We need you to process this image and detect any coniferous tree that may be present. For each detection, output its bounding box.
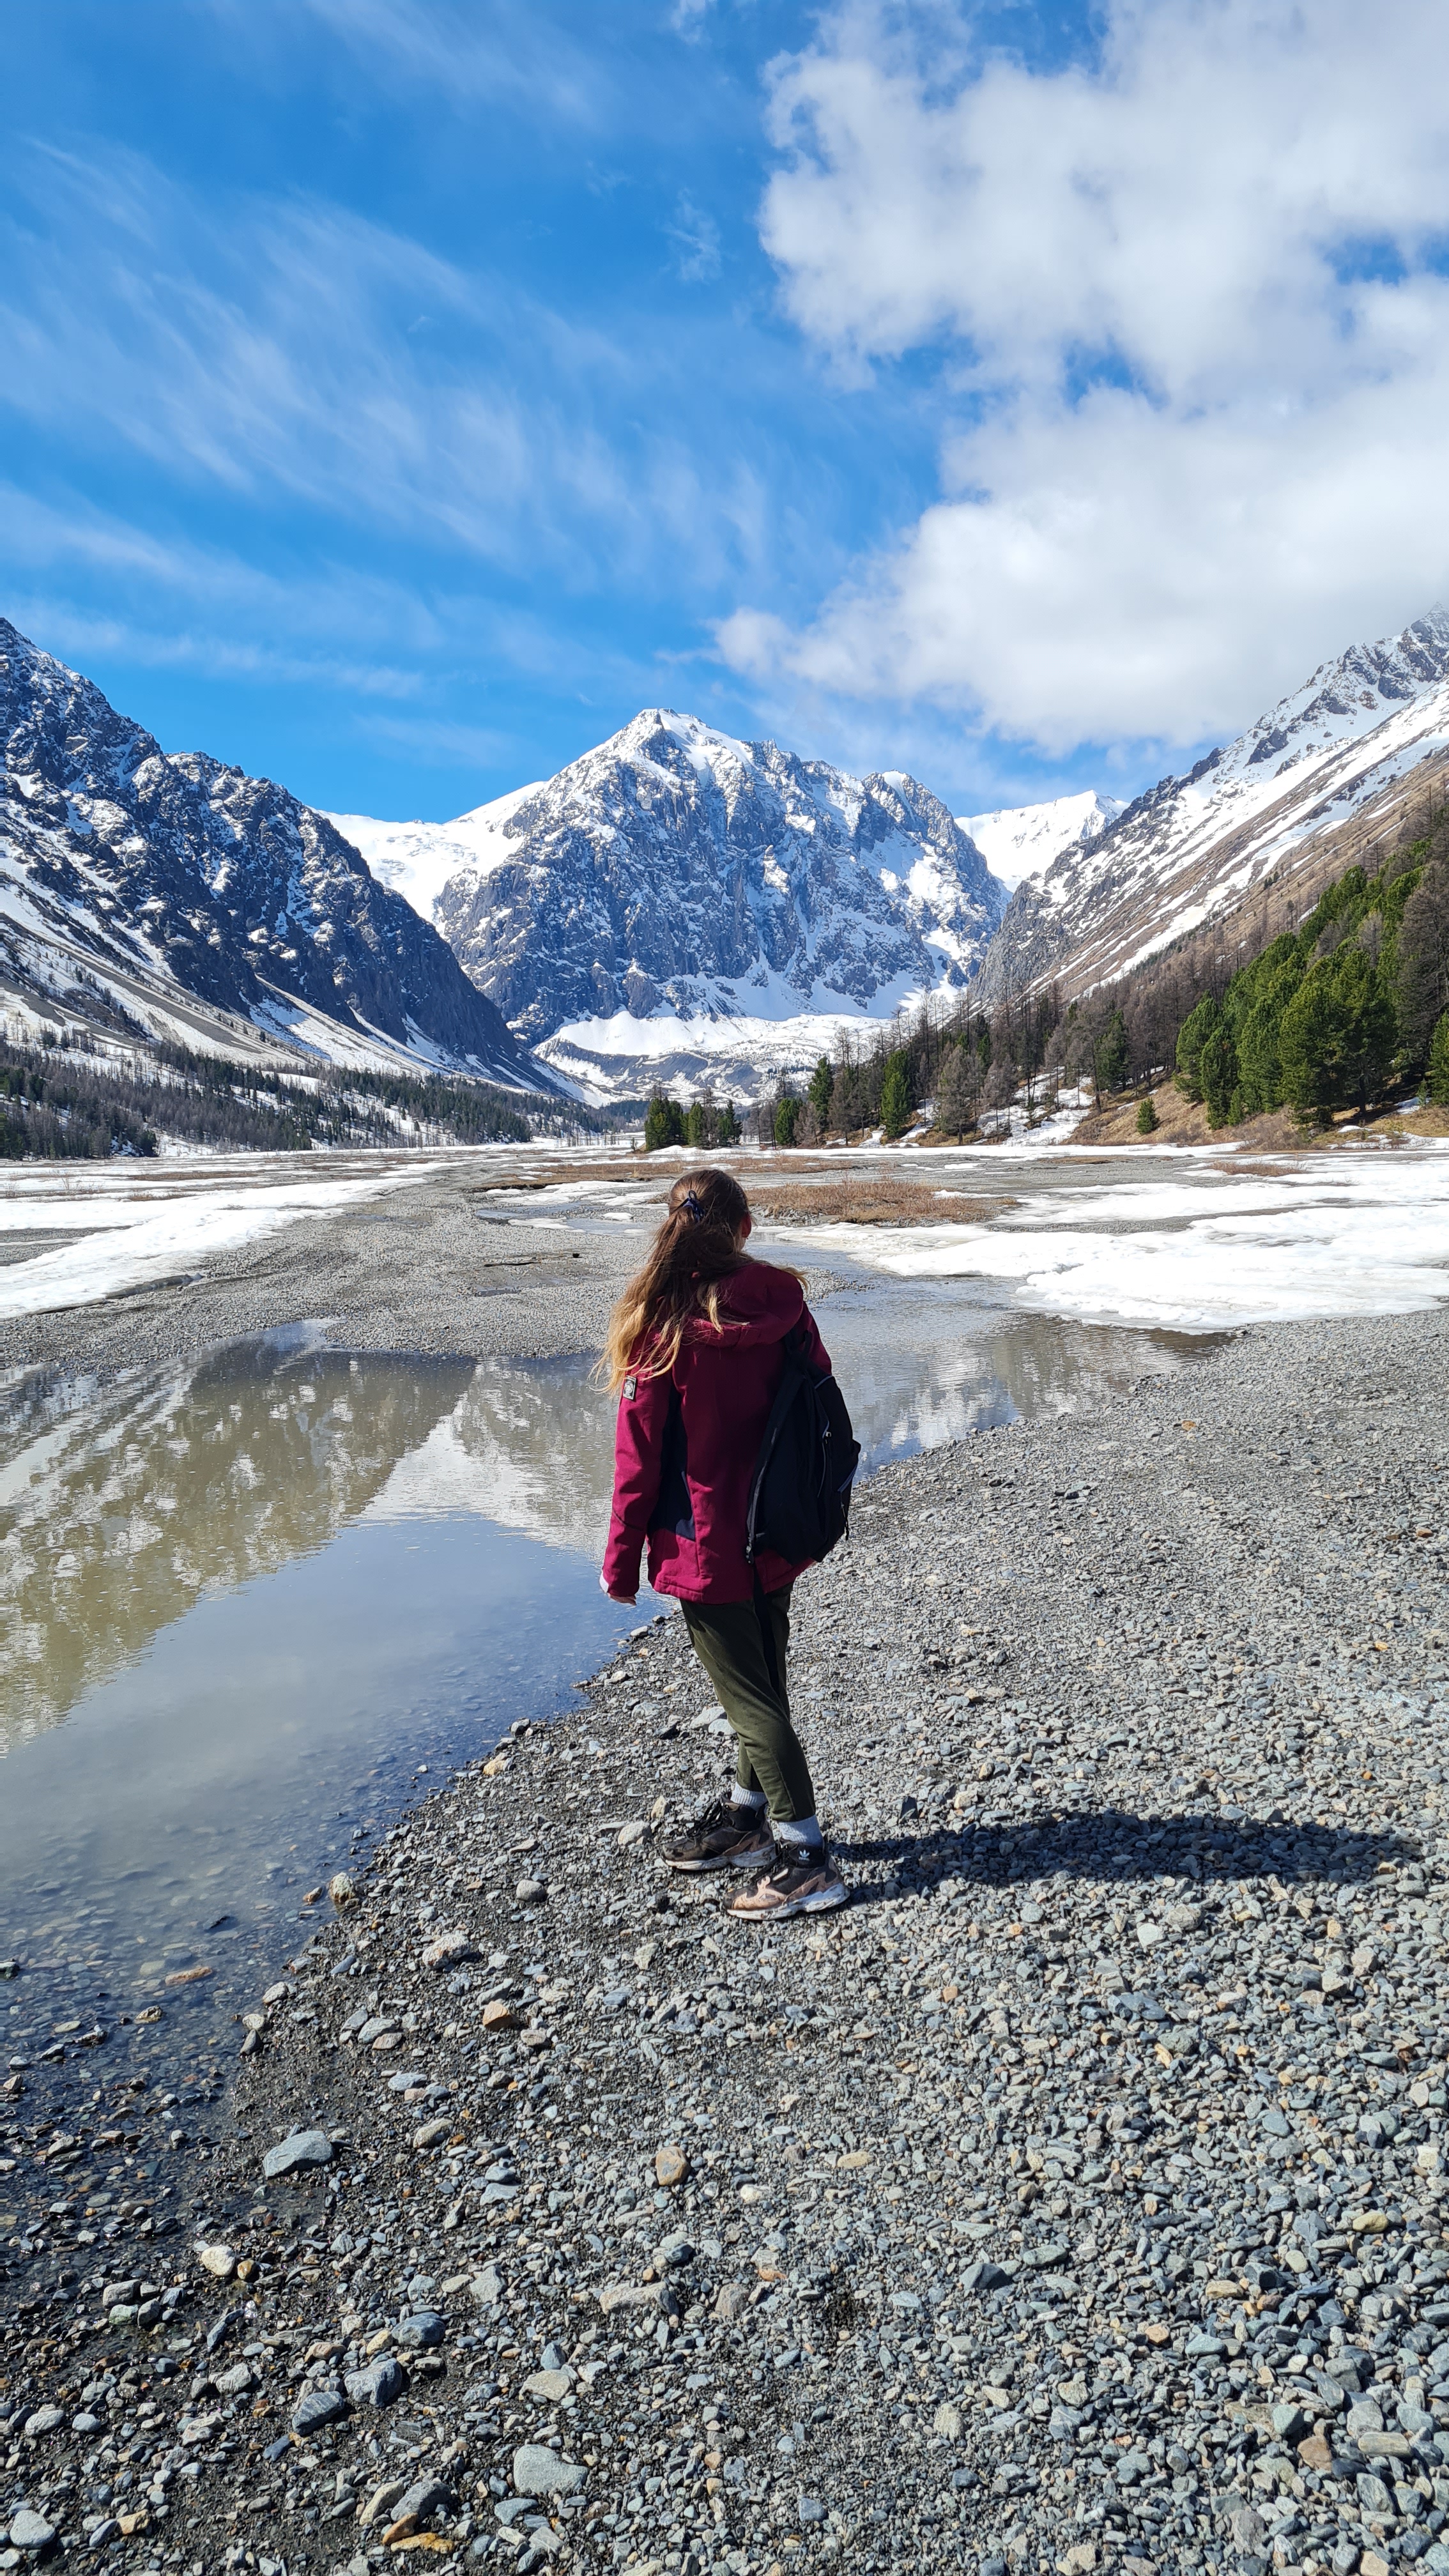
[1136,1094,1159,1133]
[935,1044,976,1140]
[1096,1008,1130,1095]
[879,1049,913,1138]
[1428,1010,1449,1105]
[808,1054,833,1130]
[1175,995,1221,1100]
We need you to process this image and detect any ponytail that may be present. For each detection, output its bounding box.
[597,1167,753,1391]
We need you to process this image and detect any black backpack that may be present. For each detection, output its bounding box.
[744,1324,860,1685]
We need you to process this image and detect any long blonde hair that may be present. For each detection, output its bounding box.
[599,1167,753,1391]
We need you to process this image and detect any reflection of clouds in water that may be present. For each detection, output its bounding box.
[820,1291,1194,1471]
[0,1344,471,1746]
[362,1356,616,1558]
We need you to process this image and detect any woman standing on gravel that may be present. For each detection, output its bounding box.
[598,1166,848,1920]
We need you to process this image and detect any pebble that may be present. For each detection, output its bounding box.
[7,2510,55,2554]
[394,2308,445,2348]
[345,2353,405,2408]
[290,2386,348,2435]
[261,2126,333,2178]
[512,2444,586,2497]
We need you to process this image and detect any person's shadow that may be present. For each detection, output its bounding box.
[831,1807,1419,1906]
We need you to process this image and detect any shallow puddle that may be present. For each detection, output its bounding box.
[0,1289,1209,2126]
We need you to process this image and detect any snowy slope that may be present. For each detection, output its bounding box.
[0,619,550,1085]
[962,792,1124,891]
[374,709,1009,1098]
[975,608,1449,1003]
[325,783,545,924]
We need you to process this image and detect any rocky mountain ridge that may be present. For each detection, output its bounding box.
[976,607,1449,1004]
[0,619,547,1086]
[335,709,1008,1099]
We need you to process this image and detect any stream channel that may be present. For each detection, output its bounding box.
[0,1271,1214,2227]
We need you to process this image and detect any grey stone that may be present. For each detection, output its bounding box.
[960,2260,1011,2296]
[395,2476,452,2527]
[291,2386,349,2435]
[263,2128,334,2179]
[512,2444,586,2498]
[469,2265,505,2310]
[395,2309,445,2349]
[346,2357,405,2409]
[9,2510,56,2552]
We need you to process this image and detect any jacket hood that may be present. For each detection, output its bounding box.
[677,1259,804,1352]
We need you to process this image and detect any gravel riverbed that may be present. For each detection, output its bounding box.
[3,1303,1449,2576]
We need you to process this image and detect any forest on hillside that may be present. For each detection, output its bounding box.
[644,809,1449,1147]
[0,1035,576,1159]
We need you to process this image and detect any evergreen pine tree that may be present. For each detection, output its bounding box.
[1428,1009,1449,1105]
[1175,994,1220,1100]
[1096,1008,1130,1094]
[879,1049,913,1138]
[935,1045,976,1140]
[1136,1094,1158,1133]
[808,1054,834,1129]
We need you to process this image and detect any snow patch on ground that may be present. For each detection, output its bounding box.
[0,1158,443,1319]
[770,1147,1449,1328]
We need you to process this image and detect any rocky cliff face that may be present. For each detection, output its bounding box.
[0,619,546,1084]
[422,709,1007,1052]
[975,608,1449,1003]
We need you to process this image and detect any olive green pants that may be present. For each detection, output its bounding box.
[678,1586,817,1825]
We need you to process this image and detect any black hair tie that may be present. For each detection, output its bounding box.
[680,1190,703,1221]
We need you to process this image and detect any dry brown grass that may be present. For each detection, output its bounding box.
[747,1177,1005,1227]
[1070,1080,1310,1151]
[1070,1078,1448,1153]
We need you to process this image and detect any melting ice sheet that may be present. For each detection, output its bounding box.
[773,1146,1449,1328]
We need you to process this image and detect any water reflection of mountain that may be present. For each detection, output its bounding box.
[362,1356,616,1557]
[0,1342,472,1747]
[360,1296,1195,1551]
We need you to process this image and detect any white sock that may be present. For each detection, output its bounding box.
[730,1785,767,1811]
[776,1814,823,1851]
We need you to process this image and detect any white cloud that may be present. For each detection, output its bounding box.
[724,0,1449,751]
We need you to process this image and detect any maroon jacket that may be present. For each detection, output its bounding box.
[602,1261,833,1604]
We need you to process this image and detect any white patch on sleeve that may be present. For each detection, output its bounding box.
[623,1374,638,1399]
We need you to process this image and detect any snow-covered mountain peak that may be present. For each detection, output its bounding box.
[0,615,546,1082]
[326,779,544,922]
[974,606,1449,1005]
[335,707,1009,1098]
[963,791,1125,891]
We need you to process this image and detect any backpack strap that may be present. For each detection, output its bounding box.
[744,1322,811,1698]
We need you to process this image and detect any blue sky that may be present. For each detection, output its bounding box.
[3,0,1446,825]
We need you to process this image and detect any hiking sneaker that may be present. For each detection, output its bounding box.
[663,1795,775,1874]
[728,1841,848,1919]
